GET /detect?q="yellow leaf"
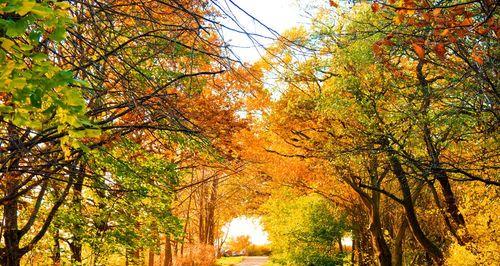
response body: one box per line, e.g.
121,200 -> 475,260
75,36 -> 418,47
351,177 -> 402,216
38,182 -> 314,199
0,38 -> 15,52
17,1 -> 36,16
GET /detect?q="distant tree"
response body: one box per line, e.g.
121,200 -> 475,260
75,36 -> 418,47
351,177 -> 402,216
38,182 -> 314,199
228,235 -> 252,254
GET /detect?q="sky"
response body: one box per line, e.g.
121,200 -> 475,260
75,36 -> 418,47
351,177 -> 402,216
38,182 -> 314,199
223,216 -> 269,245
217,0 -> 311,62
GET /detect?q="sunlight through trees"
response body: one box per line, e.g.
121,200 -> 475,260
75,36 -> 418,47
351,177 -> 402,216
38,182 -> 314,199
0,0 -> 498,265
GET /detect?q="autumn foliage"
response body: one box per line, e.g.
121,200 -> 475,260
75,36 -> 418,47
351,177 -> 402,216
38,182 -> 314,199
0,0 -> 498,265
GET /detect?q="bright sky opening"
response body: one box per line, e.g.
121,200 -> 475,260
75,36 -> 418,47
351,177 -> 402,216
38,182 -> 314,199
218,0 -> 312,62
223,216 -> 269,245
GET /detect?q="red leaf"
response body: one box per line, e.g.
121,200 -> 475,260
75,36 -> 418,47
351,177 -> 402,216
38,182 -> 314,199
435,43 -> 446,58
371,3 -> 380,13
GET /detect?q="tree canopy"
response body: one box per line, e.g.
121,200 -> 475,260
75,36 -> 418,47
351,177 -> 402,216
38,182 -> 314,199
0,0 -> 498,265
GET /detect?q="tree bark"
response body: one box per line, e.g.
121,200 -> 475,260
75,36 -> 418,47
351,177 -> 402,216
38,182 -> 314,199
164,236 -> 173,266
391,218 -> 407,266
148,249 -> 155,266
351,232 -> 356,266
52,230 -> 61,266
367,203 -> 392,266
386,148 -> 444,265
338,237 -> 343,253
205,176 -> 218,245
69,171 -> 84,263
2,176 -> 22,266
367,155 -> 392,266
416,60 -> 468,242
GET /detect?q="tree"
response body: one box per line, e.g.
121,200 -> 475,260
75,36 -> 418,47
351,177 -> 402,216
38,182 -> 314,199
262,189 -> 348,265
228,235 -> 251,254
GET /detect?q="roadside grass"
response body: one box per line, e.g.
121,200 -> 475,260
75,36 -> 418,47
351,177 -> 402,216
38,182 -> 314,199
215,256 -> 245,266
262,261 -> 280,266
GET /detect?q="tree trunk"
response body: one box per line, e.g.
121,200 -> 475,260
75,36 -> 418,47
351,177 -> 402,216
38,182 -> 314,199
387,149 -> 444,265
367,156 -> 392,266
69,171 -> 84,263
52,230 -> 61,266
357,235 -> 364,266
338,237 -> 343,253
417,60 -> 468,243
2,176 -> 22,266
391,218 -> 407,266
351,232 -> 356,266
427,181 -> 463,244
367,205 -> 392,266
164,236 -> 173,266
148,249 -> 155,266
433,169 -> 467,228
205,177 -> 218,245
69,242 -> 82,264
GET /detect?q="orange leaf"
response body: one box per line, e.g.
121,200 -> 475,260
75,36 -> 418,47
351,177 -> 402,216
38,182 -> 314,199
329,0 -> 338,8
476,27 -> 489,35
471,53 -> 484,64
440,29 -> 450,37
394,14 -> 404,25
371,2 -> 380,13
412,43 -> 425,59
422,13 -> 431,21
460,17 -> 473,27
432,8 -> 441,16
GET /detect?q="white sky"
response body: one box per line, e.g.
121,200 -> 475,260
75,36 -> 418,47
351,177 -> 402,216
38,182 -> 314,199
223,216 -> 269,245
218,0 -> 312,62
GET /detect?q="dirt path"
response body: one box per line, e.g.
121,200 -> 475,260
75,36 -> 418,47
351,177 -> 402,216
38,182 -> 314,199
237,256 -> 269,266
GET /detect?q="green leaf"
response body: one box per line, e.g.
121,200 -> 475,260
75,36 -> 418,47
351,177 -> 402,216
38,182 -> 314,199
32,53 -> 48,62
19,43 -> 33,51
5,19 -> 29,37
50,25 -> 66,42
30,4 -> 52,18
0,105 -> 13,114
29,88 -> 42,108
29,30 -> 42,43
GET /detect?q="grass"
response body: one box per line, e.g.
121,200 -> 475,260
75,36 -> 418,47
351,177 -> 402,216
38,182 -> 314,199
262,261 -> 280,266
215,256 -> 245,266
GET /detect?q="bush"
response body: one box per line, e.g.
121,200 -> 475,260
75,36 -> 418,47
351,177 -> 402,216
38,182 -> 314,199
174,244 -> 215,266
247,244 -> 272,256
262,189 -> 348,265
